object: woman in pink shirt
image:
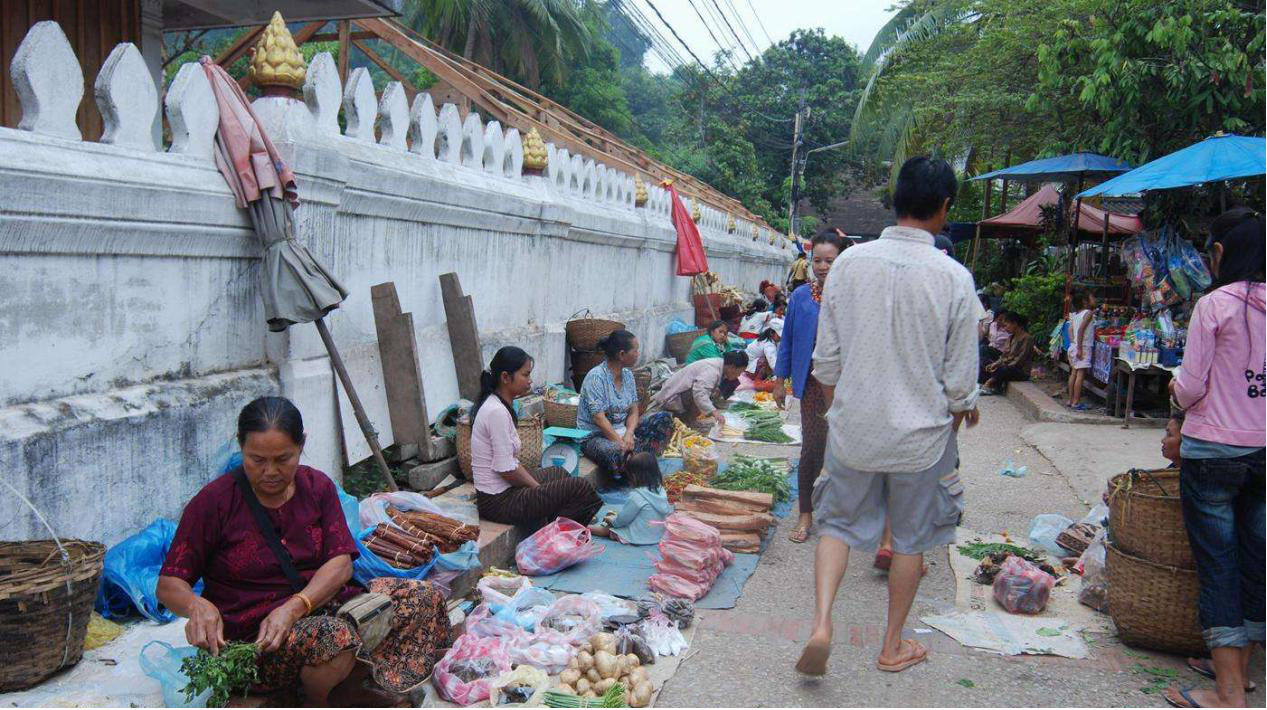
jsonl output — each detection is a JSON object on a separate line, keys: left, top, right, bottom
{"left": 1166, "top": 209, "right": 1265, "bottom": 710}
{"left": 470, "top": 347, "right": 602, "bottom": 531}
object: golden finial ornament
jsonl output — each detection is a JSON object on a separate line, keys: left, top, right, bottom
{"left": 634, "top": 174, "right": 648, "bottom": 207}
{"left": 249, "top": 12, "right": 306, "bottom": 91}
{"left": 521, "top": 127, "right": 548, "bottom": 174}
{"left": 726, "top": 213, "right": 736, "bottom": 233}
{"left": 691, "top": 198, "right": 702, "bottom": 223}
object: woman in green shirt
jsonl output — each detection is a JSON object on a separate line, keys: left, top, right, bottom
{"left": 685, "top": 320, "right": 737, "bottom": 364}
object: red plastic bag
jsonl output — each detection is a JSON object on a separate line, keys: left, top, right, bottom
{"left": 992, "top": 555, "right": 1055, "bottom": 614}
{"left": 648, "top": 573, "right": 710, "bottom": 600}
{"left": 663, "top": 182, "right": 709, "bottom": 276}
{"left": 514, "top": 517, "right": 604, "bottom": 576}
{"left": 662, "top": 513, "right": 721, "bottom": 547}
{"left": 646, "top": 513, "right": 731, "bottom": 601}
{"left": 432, "top": 634, "right": 512, "bottom": 706}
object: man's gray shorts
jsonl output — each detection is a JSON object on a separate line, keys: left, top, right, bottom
{"left": 812, "top": 436, "right": 964, "bottom": 555}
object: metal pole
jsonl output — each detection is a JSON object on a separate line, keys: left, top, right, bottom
{"left": 315, "top": 317, "right": 399, "bottom": 492}
{"left": 787, "top": 106, "right": 804, "bottom": 237}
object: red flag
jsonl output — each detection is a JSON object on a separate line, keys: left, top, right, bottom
{"left": 663, "top": 181, "right": 709, "bottom": 276}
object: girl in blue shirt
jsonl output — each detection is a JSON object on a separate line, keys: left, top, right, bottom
{"left": 590, "top": 453, "right": 673, "bottom": 545}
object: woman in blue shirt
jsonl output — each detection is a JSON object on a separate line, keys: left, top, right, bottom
{"left": 775, "top": 228, "right": 845, "bottom": 543}
{"left": 578, "top": 330, "right": 674, "bottom": 479}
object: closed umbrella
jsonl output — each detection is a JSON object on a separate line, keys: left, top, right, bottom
{"left": 200, "top": 57, "right": 397, "bottom": 491}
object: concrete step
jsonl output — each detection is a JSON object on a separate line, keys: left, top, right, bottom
{"left": 1005, "top": 381, "right": 1123, "bottom": 425}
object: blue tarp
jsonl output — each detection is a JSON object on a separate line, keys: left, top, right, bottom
{"left": 1077, "top": 134, "right": 1267, "bottom": 198}
{"left": 971, "top": 152, "right": 1133, "bottom": 182}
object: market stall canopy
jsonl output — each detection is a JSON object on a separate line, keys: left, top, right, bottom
{"left": 972, "top": 153, "right": 1134, "bottom": 182}
{"left": 979, "top": 184, "right": 1142, "bottom": 237}
{"left": 1076, "top": 134, "right": 1267, "bottom": 198}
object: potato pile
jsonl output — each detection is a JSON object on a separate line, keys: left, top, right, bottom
{"left": 556, "top": 632, "right": 654, "bottom": 707}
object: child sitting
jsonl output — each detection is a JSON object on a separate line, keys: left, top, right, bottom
{"left": 589, "top": 452, "right": 673, "bottom": 545}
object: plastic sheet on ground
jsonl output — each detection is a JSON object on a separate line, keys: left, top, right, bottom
{"left": 920, "top": 610, "right": 1091, "bottom": 659}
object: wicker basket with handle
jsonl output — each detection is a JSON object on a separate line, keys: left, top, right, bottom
{"left": 570, "top": 349, "right": 607, "bottom": 391}
{"left": 1107, "top": 468, "right": 1193, "bottom": 569}
{"left": 0, "top": 539, "right": 105, "bottom": 691}
{"left": 1105, "top": 541, "right": 1204, "bottom": 656}
{"left": 456, "top": 414, "right": 544, "bottom": 480}
{"left": 564, "top": 310, "right": 625, "bottom": 352}
{"left": 543, "top": 399, "right": 579, "bottom": 428}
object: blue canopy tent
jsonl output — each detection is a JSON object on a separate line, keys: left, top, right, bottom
{"left": 972, "top": 152, "right": 1134, "bottom": 182}
{"left": 1076, "top": 134, "right": 1267, "bottom": 198}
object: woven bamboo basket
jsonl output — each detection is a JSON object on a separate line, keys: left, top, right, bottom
{"left": 456, "top": 414, "right": 544, "bottom": 479}
{"left": 544, "top": 399, "right": 578, "bottom": 428}
{"left": 570, "top": 349, "right": 607, "bottom": 391}
{"left": 564, "top": 316, "right": 624, "bottom": 352}
{"left": 635, "top": 368, "right": 651, "bottom": 413}
{"left": 1105, "top": 541, "right": 1205, "bottom": 657}
{"left": 665, "top": 329, "right": 704, "bottom": 364}
{"left": 0, "top": 539, "right": 105, "bottom": 691}
{"left": 1107, "top": 468, "right": 1193, "bottom": 568}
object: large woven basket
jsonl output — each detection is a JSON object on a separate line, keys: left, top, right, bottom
{"left": 565, "top": 316, "right": 624, "bottom": 352}
{"left": 570, "top": 349, "right": 606, "bottom": 391}
{"left": 544, "top": 399, "right": 578, "bottom": 428}
{"left": 666, "top": 329, "right": 704, "bottom": 364}
{"left": 456, "top": 414, "right": 544, "bottom": 479}
{"left": 0, "top": 539, "right": 105, "bottom": 691}
{"left": 1106, "top": 541, "right": 1205, "bottom": 657}
{"left": 635, "top": 369, "right": 651, "bottom": 413}
{"left": 1108, "top": 468, "right": 1193, "bottom": 568}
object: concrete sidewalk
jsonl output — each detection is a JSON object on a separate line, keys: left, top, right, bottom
{"left": 656, "top": 395, "right": 1260, "bottom": 707}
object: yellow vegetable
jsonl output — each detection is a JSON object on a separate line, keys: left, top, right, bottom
{"left": 582, "top": 690, "right": 598, "bottom": 699}
{"left": 593, "top": 650, "right": 618, "bottom": 679}
{"left": 560, "top": 669, "right": 581, "bottom": 686}
{"left": 629, "top": 680, "right": 653, "bottom": 707}
{"left": 628, "top": 666, "right": 650, "bottom": 685}
{"left": 575, "top": 678, "right": 591, "bottom": 695}
{"left": 557, "top": 683, "right": 575, "bottom": 695}
{"left": 624, "top": 653, "right": 640, "bottom": 668}
{"left": 586, "top": 668, "right": 602, "bottom": 684}
{"left": 590, "top": 632, "right": 618, "bottom": 655}
{"left": 577, "top": 651, "right": 594, "bottom": 671}
{"left": 594, "top": 678, "right": 616, "bottom": 694}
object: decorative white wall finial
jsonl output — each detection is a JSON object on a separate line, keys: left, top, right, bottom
{"left": 408, "top": 93, "right": 437, "bottom": 159}
{"left": 303, "top": 52, "right": 341, "bottom": 137}
{"left": 95, "top": 43, "right": 158, "bottom": 151}
{"left": 481, "top": 120, "right": 505, "bottom": 174}
{"left": 460, "top": 112, "right": 484, "bottom": 169}
{"left": 11, "top": 21, "right": 83, "bottom": 140}
{"left": 503, "top": 128, "right": 523, "bottom": 177}
{"left": 376, "top": 81, "right": 409, "bottom": 150}
{"left": 342, "top": 67, "right": 377, "bottom": 142}
{"left": 166, "top": 62, "right": 219, "bottom": 159}
{"left": 435, "top": 103, "right": 462, "bottom": 163}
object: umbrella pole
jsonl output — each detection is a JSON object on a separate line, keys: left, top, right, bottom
{"left": 315, "top": 317, "right": 399, "bottom": 492}
{"left": 970, "top": 224, "right": 982, "bottom": 272}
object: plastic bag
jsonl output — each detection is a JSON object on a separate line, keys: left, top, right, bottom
{"left": 477, "top": 575, "right": 532, "bottom": 607}
{"left": 336, "top": 487, "right": 438, "bottom": 586}
{"left": 487, "top": 665, "right": 550, "bottom": 707}
{"left": 537, "top": 595, "right": 603, "bottom": 645}
{"left": 434, "top": 634, "right": 513, "bottom": 706}
{"left": 581, "top": 591, "right": 637, "bottom": 620}
{"left": 682, "top": 437, "right": 718, "bottom": 478}
{"left": 466, "top": 598, "right": 578, "bottom": 674}
{"left": 1027, "top": 514, "right": 1074, "bottom": 557}
{"left": 1076, "top": 529, "right": 1109, "bottom": 612}
{"left": 515, "top": 518, "right": 604, "bottom": 576}
{"left": 97, "top": 519, "right": 202, "bottom": 623}
{"left": 361, "top": 490, "right": 479, "bottom": 529}
{"left": 992, "top": 556, "right": 1055, "bottom": 614}
{"left": 139, "top": 640, "right": 210, "bottom": 708}
{"left": 639, "top": 616, "right": 688, "bottom": 657}
{"left": 666, "top": 318, "right": 696, "bottom": 335}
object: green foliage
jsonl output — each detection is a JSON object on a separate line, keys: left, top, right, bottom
{"left": 180, "top": 643, "right": 259, "bottom": 708}
{"left": 1002, "top": 272, "right": 1066, "bottom": 351}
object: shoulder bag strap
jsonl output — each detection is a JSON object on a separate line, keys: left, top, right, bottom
{"left": 232, "top": 467, "right": 306, "bottom": 593}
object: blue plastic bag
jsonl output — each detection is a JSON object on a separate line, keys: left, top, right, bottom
{"left": 335, "top": 486, "right": 441, "bottom": 586}
{"left": 666, "top": 318, "right": 695, "bottom": 335}
{"left": 96, "top": 519, "right": 202, "bottom": 623}
{"left": 139, "top": 640, "right": 210, "bottom": 708}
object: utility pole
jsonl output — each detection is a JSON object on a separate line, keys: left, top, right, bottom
{"left": 787, "top": 102, "right": 806, "bottom": 238}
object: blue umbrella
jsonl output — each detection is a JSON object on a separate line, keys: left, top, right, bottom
{"left": 1077, "top": 133, "right": 1266, "bottom": 198}
{"left": 971, "top": 152, "right": 1133, "bottom": 182}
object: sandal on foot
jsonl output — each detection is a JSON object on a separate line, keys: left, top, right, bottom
{"left": 796, "top": 639, "right": 830, "bottom": 676}
{"left": 876, "top": 639, "right": 928, "bottom": 673}
{"left": 788, "top": 526, "right": 811, "bottom": 544}
{"left": 1164, "top": 687, "right": 1204, "bottom": 709}
{"left": 873, "top": 548, "right": 893, "bottom": 570}
{"left": 1187, "top": 658, "right": 1258, "bottom": 692}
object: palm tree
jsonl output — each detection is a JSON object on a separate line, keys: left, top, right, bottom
{"left": 403, "top": 0, "right": 595, "bottom": 89}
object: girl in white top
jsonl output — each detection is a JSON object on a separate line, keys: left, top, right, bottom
{"left": 738, "top": 324, "right": 782, "bottom": 391}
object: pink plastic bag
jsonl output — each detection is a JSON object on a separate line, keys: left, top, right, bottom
{"left": 662, "top": 513, "right": 721, "bottom": 546}
{"left": 433, "top": 634, "right": 512, "bottom": 706}
{"left": 992, "top": 556, "right": 1055, "bottom": 614}
{"left": 648, "top": 573, "right": 709, "bottom": 600}
{"left": 515, "top": 517, "right": 604, "bottom": 576}
{"left": 646, "top": 513, "right": 732, "bottom": 601}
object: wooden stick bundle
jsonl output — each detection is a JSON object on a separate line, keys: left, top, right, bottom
{"left": 387, "top": 507, "right": 479, "bottom": 553}
{"left": 364, "top": 523, "right": 435, "bottom": 568}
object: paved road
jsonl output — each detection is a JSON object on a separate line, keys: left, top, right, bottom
{"left": 656, "top": 395, "right": 1262, "bottom": 707}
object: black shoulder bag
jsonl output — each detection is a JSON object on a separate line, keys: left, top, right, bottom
{"left": 231, "top": 467, "right": 306, "bottom": 592}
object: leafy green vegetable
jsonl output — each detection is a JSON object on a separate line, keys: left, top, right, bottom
{"left": 1036, "top": 627, "right": 1063, "bottom": 637}
{"left": 713, "top": 455, "right": 791, "bottom": 502}
{"left": 733, "top": 409, "right": 794, "bottom": 443}
{"left": 180, "top": 643, "right": 260, "bottom": 708}
{"left": 543, "top": 682, "right": 627, "bottom": 708}
{"left": 955, "top": 541, "right": 1045, "bottom": 561}
{"left": 957, "top": 679, "right": 976, "bottom": 688}
{"left": 728, "top": 402, "right": 761, "bottom": 412}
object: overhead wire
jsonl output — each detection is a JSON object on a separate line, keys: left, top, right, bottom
{"left": 742, "top": 0, "right": 776, "bottom": 46}
{"left": 708, "top": 0, "right": 756, "bottom": 61}
{"left": 722, "top": 0, "right": 764, "bottom": 56}
{"left": 685, "top": 0, "right": 744, "bottom": 73}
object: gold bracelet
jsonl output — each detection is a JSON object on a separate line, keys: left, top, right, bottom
{"left": 292, "top": 592, "right": 313, "bottom": 615}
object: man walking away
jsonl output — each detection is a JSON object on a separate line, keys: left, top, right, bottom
{"left": 796, "top": 157, "right": 982, "bottom": 676}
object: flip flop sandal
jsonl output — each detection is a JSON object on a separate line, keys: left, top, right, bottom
{"left": 1164, "top": 687, "right": 1204, "bottom": 709}
{"left": 1187, "top": 658, "right": 1258, "bottom": 692}
{"left": 873, "top": 548, "right": 893, "bottom": 570}
{"left": 876, "top": 639, "right": 928, "bottom": 673}
{"left": 788, "top": 526, "right": 811, "bottom": 544}
{"left": 795, "top": 639, "right": 830, "bottom": 676}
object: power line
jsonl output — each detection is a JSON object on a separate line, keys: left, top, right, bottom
{"left": 685, "top": 0, "right": 743, "bottom": 73}
{"left": 709, "top": 0, "right": 756, "bottom": 61}
{"left": 722, "top": 0, "right": 764, "bottom": 56}
{"left": 742, "top": 0, "right": 775, "bottom": 46}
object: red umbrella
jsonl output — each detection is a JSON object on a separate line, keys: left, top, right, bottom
{"left": 662, "top": 181, "right": 709, "bottom": 276}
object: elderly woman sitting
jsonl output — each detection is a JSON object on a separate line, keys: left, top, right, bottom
{"left": 157, "top": 397, "right": 449, "bottom": 706}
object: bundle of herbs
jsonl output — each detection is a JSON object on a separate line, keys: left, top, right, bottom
{"left": 711, "top": 455, "right": 790, "bottom": 503}
{"left": 734, "top": 409, "right": 792, "bottom": 443}
{"left": 180, "top": 642, "right": 260, "bottom": 708}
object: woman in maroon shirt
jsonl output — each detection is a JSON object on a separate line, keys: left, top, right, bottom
{"left": 158, "top": 397, "right": 449, "bottom": 705}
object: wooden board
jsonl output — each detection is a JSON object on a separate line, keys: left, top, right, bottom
{"left": 371, "top": 281, "right": 433, "bottom": 461}
{"left": 439, "top": 272, "right": 482, "bottom": 402}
